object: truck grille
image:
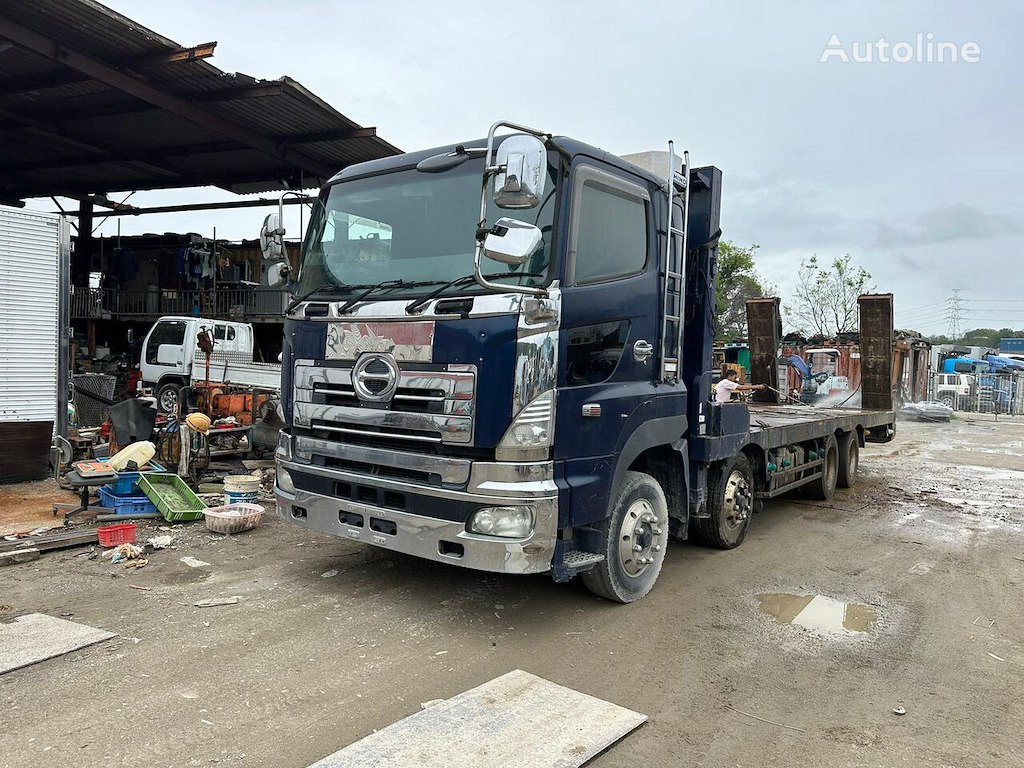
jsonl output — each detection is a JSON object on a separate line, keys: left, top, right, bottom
{"left": 313, "top": 382, "right": 448, "bottom": 414}
{"left": 293, "top": 361, "right": 476, "bottom": 449}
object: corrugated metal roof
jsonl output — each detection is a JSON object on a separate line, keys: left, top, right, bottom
{"left": 0, "top": 0, "right": 400, "bottom": 201}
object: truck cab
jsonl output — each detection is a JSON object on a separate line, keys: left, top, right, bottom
{"left": 140, "top": 316, "right": 253, "bottom": 412}
{"left": 271, "top": 121, "right": 895, "bottom": 602}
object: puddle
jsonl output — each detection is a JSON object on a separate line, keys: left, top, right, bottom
{"left": 757, "top": 593, "right": 877, "bottom": 635}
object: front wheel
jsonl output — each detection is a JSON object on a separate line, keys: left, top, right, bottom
{"left": 581, "top": 471, "right": 669, "bottom": 603}
{"left": 157, "top": 382, "right": 182, "bottom": 415}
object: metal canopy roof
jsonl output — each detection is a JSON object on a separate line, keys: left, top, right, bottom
{"left": 0, "top": 0, "right": 400, "bottom": 204}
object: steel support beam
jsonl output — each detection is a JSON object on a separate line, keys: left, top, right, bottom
{"left": 0, "top": 127, "right": 376, "bottom": 175}
{"left": 92, "top": 195, "right": 315, "bottom": 217}
{"left": 0, "top": 42, "right": 217, "bottom": 98}
{"left": 0, "top": 19, "right": 334, "bottom": 178}
{"left": 0, "top": 106, "right": 219, "bottom": 191}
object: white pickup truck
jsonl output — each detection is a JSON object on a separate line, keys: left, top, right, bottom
{"left": 140, "top": 316, "right": 281, "bottom": 413}
{"left": 934, "top": 372, "right": 973, "bottom": 409}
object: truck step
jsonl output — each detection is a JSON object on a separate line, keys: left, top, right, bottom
{"left": 563, "top": 550, "right": 606, "bottom": 569}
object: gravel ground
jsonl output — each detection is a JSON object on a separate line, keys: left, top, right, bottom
{"left": 1, "top": 415, "right": 1022, "bottom": 768}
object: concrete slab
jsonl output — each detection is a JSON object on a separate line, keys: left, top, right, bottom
{"left": 308, "top": 669, "right": 647, "bottom": 768}
{"left": 0, "top": 613, "right": 116, "bottom": 675}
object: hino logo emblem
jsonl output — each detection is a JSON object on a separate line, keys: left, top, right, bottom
{"left": 352, "top": 353, "right": 399, "bottom": 402}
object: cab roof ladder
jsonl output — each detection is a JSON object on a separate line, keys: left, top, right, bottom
{"left": 659, "top": 141, "right": 690, "bottom": 383}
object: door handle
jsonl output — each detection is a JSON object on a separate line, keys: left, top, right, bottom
{"left": 633, "top": 339, "right": 654, "bottom": 364}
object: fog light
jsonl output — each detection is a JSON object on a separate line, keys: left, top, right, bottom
{"left": 468, "top": 506, "right": 534, "bottom": 538}
{"left": 277, "top": 467, "right": 295, "bottom": 494}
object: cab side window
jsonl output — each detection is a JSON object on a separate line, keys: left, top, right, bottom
{"left": 569, "top": 167, "right": 649, "bottom": 285}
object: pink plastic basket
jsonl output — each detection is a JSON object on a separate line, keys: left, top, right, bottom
{"left": 202, "top": 503, "right": 265, "bottom": 534}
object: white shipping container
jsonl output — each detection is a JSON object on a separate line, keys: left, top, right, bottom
{"left": 0, "top": 207, "right": 65, "bottom": 424}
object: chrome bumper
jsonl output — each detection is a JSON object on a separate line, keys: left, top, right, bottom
{"left": 275, "top": 459, "right": 558, "bottom": 575}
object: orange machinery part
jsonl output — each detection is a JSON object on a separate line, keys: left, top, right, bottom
{"left": 210, "top": 393, "right": 269, "bottom": 420}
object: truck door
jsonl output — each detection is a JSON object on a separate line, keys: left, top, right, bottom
{"left": 142, "top": 319, "right": 189, "bottom": 382}
{"left": 555, "top": 161, "right": 662, "bottom": 526}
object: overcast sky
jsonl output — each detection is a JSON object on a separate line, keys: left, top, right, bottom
{"left": 26, "top": 1, "right": 1024, "bottom": 335}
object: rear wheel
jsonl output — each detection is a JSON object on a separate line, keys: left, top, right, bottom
{"left": 837, "top": 431, "right": 859, "bottom": 489}
{"left": 581, "top": 471, "right": 669, "bottom": 603}
{"left": 806, "top": 435, "right": 839, "bottom": 500}
{"left": 694, "top": 454, "right": 755, "bottom": 549}
{"left": 938, "top": 392, "right": 955, "bottom": 408}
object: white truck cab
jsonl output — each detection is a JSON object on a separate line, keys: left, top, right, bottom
{"left": 140, "top": 316, "right": 254, "bottom": 413}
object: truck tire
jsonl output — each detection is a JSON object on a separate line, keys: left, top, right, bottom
{"left": 157, "top": 382, "right": 182, "bottom": 415}
{"left": 837, "top": 432, "right": 859, "bottom": 489}
{"left": 806, "top": 435, "right": 839, "bottom": 500}
{"left": 581, "top": 471, "right": 669, "bottom": 603}
{"left": 694, "top": 454, "right": 754, "bottom": 549}
{"left": 938, "top": 392, "right": 955, "bottom": 408}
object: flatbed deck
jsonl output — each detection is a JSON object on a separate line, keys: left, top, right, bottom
{"left": 692, "top": 402, "right": 895, "bottom": 464}
{"left": 746, "top": 403, "right": 895, "bottom": 448}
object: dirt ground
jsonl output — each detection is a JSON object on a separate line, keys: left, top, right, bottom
{"left": 0, "top": 478, "right": 77, "bottom": 536}
{"left": 2, "top": 415, "right": 1023, "bottom": 768}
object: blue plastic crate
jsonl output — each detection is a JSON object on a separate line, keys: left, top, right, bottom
{"left": 106, "top": 461, "right": 167, "bottom": 495}
{"left": 97, "top": 485, "right": 159, "bottom": 516}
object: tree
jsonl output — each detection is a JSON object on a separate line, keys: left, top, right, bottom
{"left": 788, "top": 254, "right": 873, "bottom": 339}
{"left": 962, "top": 328, "right": 1001, "bottom": 348}
{"left": 931, "top": 327, "right": 1024, "bottom": 347}
{"left": 715, "top": 242, "right": 772, "bottom": 340}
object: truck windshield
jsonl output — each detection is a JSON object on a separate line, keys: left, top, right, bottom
{"left": 296, "top": 157, "right": 558, "bottom": 298}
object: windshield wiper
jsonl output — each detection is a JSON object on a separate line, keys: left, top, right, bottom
{"left": 337, "top": 279, "right": 413, "bottom": 315}
{"left": 285, "top": 282, "right": 349, "bottom": 314}
{"left": 406, "top": 272, "right": 544, "bottom": 315}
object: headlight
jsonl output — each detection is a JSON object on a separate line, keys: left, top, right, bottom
{"left": 496, "top": 389, "right": 555, "bottom": 462}
{"left": 276, "top": 466, "right": 296, "bottom": 494}
{"left": 468, "top": 506, "right": 535, "bottom": 538}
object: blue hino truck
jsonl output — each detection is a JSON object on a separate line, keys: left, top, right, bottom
{"left": 264, "top": 120, "right": 896, "bottom": 602}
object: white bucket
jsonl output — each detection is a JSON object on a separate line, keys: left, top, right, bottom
{"left": 224, "top": 488, "right": 258, "bottom": 504}
{"left": 224, "top": 474, "right": 260, "bottom": 493}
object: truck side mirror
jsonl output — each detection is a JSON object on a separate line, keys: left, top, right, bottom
{"left": 483, "top": 217, "right": 542, "bottom": 266}
{"left": 267, "top": 261, "right": 291, "bottom": 288}
{"left": 492, "top": 134, "right": 546, "bottom": 209}
{"left": 260, "top": 213, "right": 286, "bottom": 261}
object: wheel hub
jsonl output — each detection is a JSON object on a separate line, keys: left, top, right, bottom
{"left": 722, "top": 470, "right": 752, "bottom": 530}
{"left": 160, "top": 389, "right": 177, "bottom": 413}
{"left": 618, "top": 499, "right": 664, "bottom": 577}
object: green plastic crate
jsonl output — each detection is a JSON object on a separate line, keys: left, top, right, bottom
{"left": 138, "top": 472, "right": 207, "bottom": 522}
